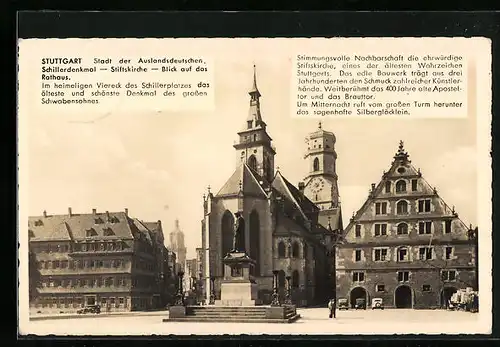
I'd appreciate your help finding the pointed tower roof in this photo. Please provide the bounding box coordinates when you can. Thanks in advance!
[244,65,265,130]
[249,64,261,97]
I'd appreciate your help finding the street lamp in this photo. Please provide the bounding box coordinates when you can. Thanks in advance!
[174,271,185,306]
[271,270,281,306]
[284,275,292,305]
[209,276,216,305]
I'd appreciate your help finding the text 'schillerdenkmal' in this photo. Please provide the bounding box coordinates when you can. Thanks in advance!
[39,57,214,110]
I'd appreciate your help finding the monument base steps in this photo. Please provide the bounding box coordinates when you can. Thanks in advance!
[165,305,301,324]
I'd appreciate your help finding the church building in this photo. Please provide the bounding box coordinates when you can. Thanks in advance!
[200,67,343,306]
[337,142,478,309]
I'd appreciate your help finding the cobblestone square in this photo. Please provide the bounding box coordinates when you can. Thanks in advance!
[23,308,487,335]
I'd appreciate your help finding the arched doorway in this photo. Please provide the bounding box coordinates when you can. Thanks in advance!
[441,287,458,308]
[350,287,367,308]
[395,285,413,308]
[221,211,234,275]
[249,210,260,276]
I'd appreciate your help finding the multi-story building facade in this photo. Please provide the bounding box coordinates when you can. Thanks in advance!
[337,142,478,309]
[28,208,174,314]
[200,67,342,306]
[162,247,177,305]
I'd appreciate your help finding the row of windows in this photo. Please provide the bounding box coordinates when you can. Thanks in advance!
[277,241,307,259]
[371,284,433,293]
[32,242,125,253]
[33,296,127,308]
[37,259,126,270]
[39,276,129,288]
[384,179,419,194]
[353,246,455,262]
[375,199,432,215]
[352,270,457,283]
[354,220,453,237]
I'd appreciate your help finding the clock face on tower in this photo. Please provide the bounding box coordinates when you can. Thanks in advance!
[310,177,325,193]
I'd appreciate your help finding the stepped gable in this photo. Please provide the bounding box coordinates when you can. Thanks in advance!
[343,140,471,239]
[216,162,268,198]
[28,210,134,241]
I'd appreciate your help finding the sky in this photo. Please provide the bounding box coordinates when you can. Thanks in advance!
[24,40,479,259]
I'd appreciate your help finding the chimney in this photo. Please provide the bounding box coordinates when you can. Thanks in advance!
[68,207,73,217]
[298,182,305,193]
[92,208,97,215]
[43,210,47,218]
[371,183,376,191]
[124,208,128,216]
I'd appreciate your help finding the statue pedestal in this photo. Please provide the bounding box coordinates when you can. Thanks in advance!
[215,251,261,306]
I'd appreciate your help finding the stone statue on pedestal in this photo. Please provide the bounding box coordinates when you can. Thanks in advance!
[232,211,245,252]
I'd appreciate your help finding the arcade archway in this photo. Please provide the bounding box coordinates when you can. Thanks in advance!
[395,285,413,308]
[350,287,367,308]
[441,286,458,308]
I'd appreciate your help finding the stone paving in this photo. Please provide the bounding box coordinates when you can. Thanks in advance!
[22,308,487,336]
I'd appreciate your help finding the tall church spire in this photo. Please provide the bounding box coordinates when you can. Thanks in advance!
[234,65,275,182]
[246,65,264,129]
[249,64,261,98]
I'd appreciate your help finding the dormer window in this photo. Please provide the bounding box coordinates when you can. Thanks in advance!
[104,228,115,236]
[94,217,104,224]
[247,120,253,129]
[85,228,97,237]
[28,229,35,238]
[34,220,44,226]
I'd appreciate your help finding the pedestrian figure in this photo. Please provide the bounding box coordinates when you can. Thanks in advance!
[328,298,336,319]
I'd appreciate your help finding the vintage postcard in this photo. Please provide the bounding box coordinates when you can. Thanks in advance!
[18,37,492,335]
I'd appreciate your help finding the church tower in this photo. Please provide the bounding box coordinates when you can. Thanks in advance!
[233,65,276,182]
[169,219,187,272]
[303,122,340,211]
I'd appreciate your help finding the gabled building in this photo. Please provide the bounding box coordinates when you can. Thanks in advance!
[200,66,343,306]
[337,142,478,309]
[28,208,173,314]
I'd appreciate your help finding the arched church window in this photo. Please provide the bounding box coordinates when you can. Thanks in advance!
[396,180,407,193]
[397,223,409,235]
[313,158,320,172]
[278,241,286,258]
[292,242,300,258]
[248,155,257,172]
[249,210,261,275]
[397,200,408,214]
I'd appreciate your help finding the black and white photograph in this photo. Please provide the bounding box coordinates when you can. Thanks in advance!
[17,37,492,335]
